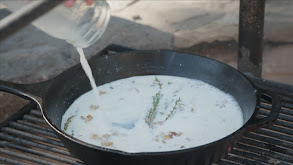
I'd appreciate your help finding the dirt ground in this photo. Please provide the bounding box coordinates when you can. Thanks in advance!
[1,0,293,122]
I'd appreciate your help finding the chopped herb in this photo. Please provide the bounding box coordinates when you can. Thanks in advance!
[145,92,163,128]
[165,98,181,121]
[71,130,74,136]
[92,134,102,140]
[99,91,107,95]
[178,103,185,111]
[90,104,99,110]
[170,132,177,136]
[110,86,114,89]
[64,115,76,131]
[168,82,172,85]
[153,121,164,125]
[160,112,164,115]
[81,115,93,122]
[111,130,118,136]
[155,77,163,89]
[101,141,114,146]
[102,134,111,139]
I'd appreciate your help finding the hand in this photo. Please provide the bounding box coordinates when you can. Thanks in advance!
[64,0,94,8]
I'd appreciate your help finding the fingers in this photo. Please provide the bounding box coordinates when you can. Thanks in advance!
[64,0,94,8]
[64,0,76,8]
[85,0,94,6]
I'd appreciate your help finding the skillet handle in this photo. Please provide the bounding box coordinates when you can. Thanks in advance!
[245,91,281,132]
[0,80,51,105]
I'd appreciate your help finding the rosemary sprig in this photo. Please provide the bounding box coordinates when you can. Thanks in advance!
[64,115,76,131]
[165,98,181,121]
[155,77,163,89]
[145,92,163,128]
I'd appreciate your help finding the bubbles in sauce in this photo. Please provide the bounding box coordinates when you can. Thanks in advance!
[61,75,244,153]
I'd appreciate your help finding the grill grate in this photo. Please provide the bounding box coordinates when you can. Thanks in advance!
[1,45,293,165]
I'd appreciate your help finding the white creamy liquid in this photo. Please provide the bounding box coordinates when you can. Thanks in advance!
[61,75,244,153]
[76,48,100,101]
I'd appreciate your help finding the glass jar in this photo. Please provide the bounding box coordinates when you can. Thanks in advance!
[1,0,111,48]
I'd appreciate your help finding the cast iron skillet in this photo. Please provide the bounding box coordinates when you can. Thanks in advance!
[0,50,281,165]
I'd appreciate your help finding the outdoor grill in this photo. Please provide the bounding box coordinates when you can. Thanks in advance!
[1,0,293,165]
[0,45,292,165]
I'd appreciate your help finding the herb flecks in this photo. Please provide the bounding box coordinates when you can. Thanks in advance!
[64,115,76,131]
[90,104,99,110]
[165,98,181,121]
[155,77,163,89]
[145,92,163,128]
[92,134,102,140]
[168,82,172,85]
[101,141,114,146]
[102,134,111,139]
[81,115,93,122]
[191,108,195,112]
[99,91,107,95]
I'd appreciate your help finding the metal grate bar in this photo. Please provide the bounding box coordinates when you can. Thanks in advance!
[224,154,266,165]
[17,120,54,133]
[238,139,293,163]
[243,133,293,151]
[0,140,82,165]
[266,125,293,136]
[0,147,58,165]
[261,104,293,116]
[1,127,64,147]
[9,121,58,138]
[259,109,293,123]
[0,133,71,156]
[274,120,293,130]
[0,156,30,165]
[230,149,280,164]
[23,114,47,124]
[30,109,43,117]
[217,159,240,165]
[254,128,293,143]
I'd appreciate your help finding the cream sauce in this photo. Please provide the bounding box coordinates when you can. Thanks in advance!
[61,75,243,153]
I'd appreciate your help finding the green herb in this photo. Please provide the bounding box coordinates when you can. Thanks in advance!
[165,98,181,121]
[145,92,163,128]
[64,115,75,131]
[168,82,172,85]
[155,77,163,89]
[160,112,165,115]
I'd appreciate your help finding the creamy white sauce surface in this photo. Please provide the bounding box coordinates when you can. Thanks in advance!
[61,75,243,153]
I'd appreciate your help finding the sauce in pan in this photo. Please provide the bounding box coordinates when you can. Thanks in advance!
[61,75,243,153]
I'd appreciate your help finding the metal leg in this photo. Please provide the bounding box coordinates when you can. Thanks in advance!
[238,0,265,77]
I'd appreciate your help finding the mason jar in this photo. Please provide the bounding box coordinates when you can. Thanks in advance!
[1,0,111,48]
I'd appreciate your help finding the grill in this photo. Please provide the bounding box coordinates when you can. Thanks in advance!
[0,45,293,165]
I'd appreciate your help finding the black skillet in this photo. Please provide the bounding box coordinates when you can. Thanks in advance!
[0,50,281,165]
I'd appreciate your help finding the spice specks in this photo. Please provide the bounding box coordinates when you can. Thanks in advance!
[81,115,93,122]
[90,104,99,110]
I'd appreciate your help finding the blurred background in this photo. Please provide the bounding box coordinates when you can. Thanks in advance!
[1,0,293,122]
